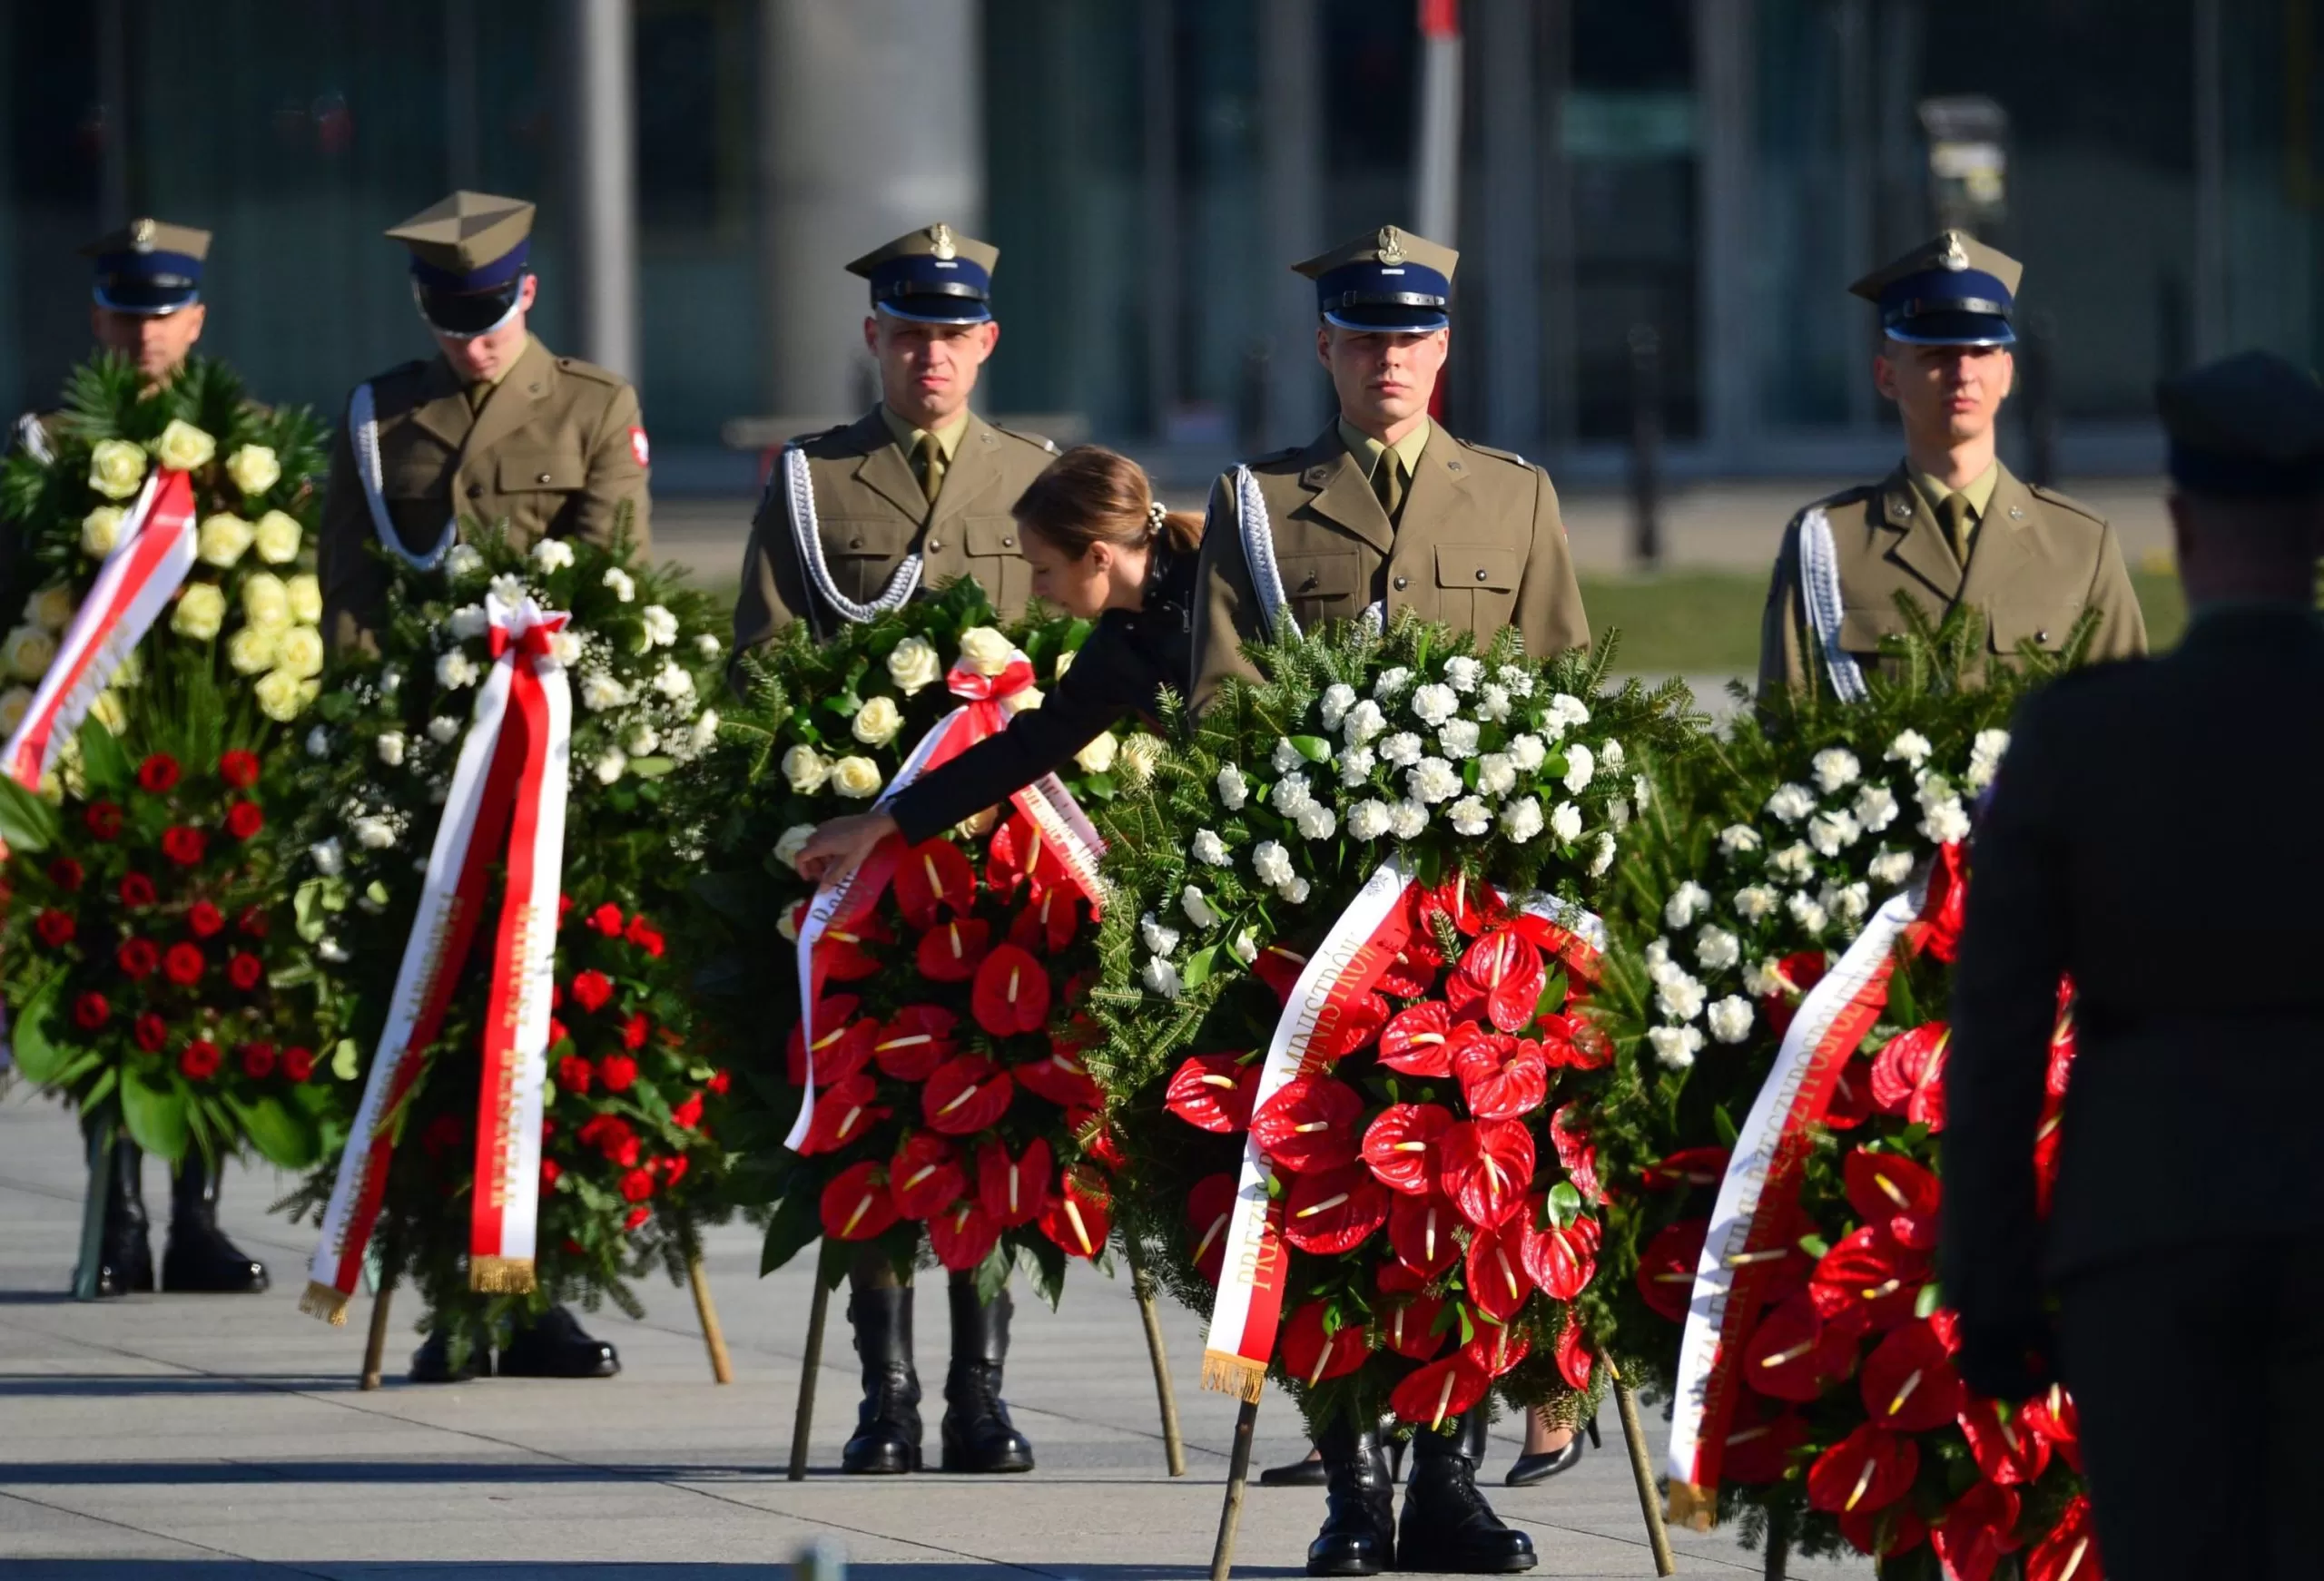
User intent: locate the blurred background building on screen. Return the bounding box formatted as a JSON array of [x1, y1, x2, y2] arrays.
[[0, 0, 2317, 496]]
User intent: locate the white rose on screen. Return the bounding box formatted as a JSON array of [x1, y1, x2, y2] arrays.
[[25, 584, 74, 634], [80, 505, 125, 557], [1406, 757, 1461, 805], [1319, 682, 1358, 730], [1550, 800, 1583, 843], [641, 604, 680, 647], [1191, 828, 1232, 866], [170, 584, 226, 641], [602, 566, 636, 603], [578, 670, 628, 711], [1295, 802, 1338, 841], [1588, 830, 1617, 876], [261, 670, 315, 722], [777, 900, 804, 943], [1509, 733, 1547, 772], [531, 537, 576, 572], [1215, 763, 1249, 809], [310, 836, 345, 876], [593, 749, 628, 784], [1500, 796, 1544, 843], [271, 625, 324, 681], [1442, 655, 1482, 692], [285, 574, 322, 625], [1734, 885, 1778, 923], [958, 625, 1014, 676], [1142, 956, 1183, 999], [1411, 682, 1459, 726], [153, 418, 216, 472], [1765, 783, 1817, 823], [1341, 699, 1387, 746], [250, 510, 302, 565], [1707, 997, 1755, 1045], [1380, 731, 1423, 767], [1140, 912, 1182, 955], [1347, 800, 1393, 840], [1648, 1025, 1704, 1070], [428, 716, 463, 745], [0, 684, 29, 734], [1181, 885, 1222, 929], [1868, 848, 1915, 887], [852, 695, 904, 747], [1562, 741, 1596, 793], [1438, 719, 1481, 760], [1118, 733, 1163, 786], [196, 514, 255, 568], [229, 448, 284, 508], [1390, 800, 1430, 840], [1920, 797, 1972, 845], [1696, 925, 1740, 972], [1718, 823, 1762, 856], [1002, 684, 1043, 715], [1060, 728, 1117, 774], [87, 437, 147, 500], [1447, 796, 1491, 837], [1664, 880, 1712, 928], [783, 744, 831, 794], [1251, 840, 1295, 889], [773, 823, 816, 872], [374, 730, 407, 767], [1856, 784, 1900, 832], [1811, 747, 1862, 794], [1807, 809, 1863, 857], [242, 573, 291, 632], [225, 625, 278, 675]]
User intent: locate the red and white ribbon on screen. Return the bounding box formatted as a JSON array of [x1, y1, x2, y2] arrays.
[[1664, 870, 1930, 1520], [301, 594, 572, 1321], [786, 645, 1108, 1151], [2, 467, 197, 789]]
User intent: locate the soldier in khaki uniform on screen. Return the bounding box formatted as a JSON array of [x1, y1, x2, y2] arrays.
[[730, 223, 1058, 663], [1189, 227, 1588, 713], [1758, 232, 2145, 700], [319, 191, 651, 653]]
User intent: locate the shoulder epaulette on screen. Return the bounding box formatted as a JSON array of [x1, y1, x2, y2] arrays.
[[552, 356, 628, 390], [989, 423, 1060, 456], [1452, 436, 1533, 469], [2027, 483, 2109, 526]]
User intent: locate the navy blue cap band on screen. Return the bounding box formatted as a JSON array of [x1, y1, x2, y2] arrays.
[[2170, 440, 2324, 498], [409, 237, 531, 292]]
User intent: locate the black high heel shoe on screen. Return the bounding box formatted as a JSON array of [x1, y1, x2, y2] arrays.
[[1502, 1414, 1599, 1487]]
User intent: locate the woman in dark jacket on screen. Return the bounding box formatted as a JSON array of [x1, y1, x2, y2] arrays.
[[795, 444, 1200, 879]]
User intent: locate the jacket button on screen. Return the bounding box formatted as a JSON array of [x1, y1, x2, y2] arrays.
[[1393, 574, 1409, 591], [850, 535, 864, 548], [467, 483, 484, 499], [537, 471, 553, 485], [1475, 568, 1489, 582], [927, 539, 941, 553], [1002, 535, 1014, 548], [2036, 629, 2050, 643], [1301, 574, 1317, 590]]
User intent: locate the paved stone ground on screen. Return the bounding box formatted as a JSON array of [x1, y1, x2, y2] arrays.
[[0, 1086, 1858, 1579]]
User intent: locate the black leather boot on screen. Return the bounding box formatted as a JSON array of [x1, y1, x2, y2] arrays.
[[1398, 1410, 1537, 1574], [1306, 1415, 1397, 1576], [939, 1276, 1034, 1473], [92, 1137, 153, 1298], [410, 1330, 488, 1382], [161, 1153, 269, 1293], [497, 1304, 621, 1378], [842, 1285, 922, 1473]]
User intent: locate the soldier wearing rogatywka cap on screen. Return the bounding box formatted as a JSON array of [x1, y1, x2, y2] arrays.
[[317, 190, 651, 654], [1188, 225, 1588, 712], [729, 221, 1059, 665], [1757, 231, 2145, 701]]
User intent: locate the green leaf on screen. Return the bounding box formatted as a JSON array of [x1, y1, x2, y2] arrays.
[[1289, 735, 1333, 763], [1020, 1232, 1069, 1309], [6, 975, 68, 1084], [627, 756, 678, 780], [1914, 1281, 1944, 1319], [226, 1093, 320, 1169], [758, 1189, 822, 1276], [1544, 1182, 1583, 1229], [1712, 1104, 1739, 1147], [974, 1242, 1012, 1307], [0, 775, 58, 852], [1180, 944, 1219, 991], [121, 1070, 190, 1162], [76, 713, 132, 790], [1796, 1232, 1830, 1259], [330, 1039, 361, 1080]]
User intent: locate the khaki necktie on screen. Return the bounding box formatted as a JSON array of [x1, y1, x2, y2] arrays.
[[1374, 450, 1409, 525], [467, 381, 494, 415], [911, 432, 947, 504], [1938, 493, 1977, 567]]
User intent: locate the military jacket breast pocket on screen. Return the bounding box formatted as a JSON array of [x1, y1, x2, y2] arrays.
[[1433, 545, 1521, 638], [1838, 604, 1914, 660], [1987, 605, 2076, 655], [963, 517, 1032, 616], [822, 516, 918, 604], [489, 449, 587, 545], [1277, 550, 1365, 628]]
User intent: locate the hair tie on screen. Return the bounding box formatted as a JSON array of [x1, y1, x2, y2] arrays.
[[1146, 498, 1167, 536]]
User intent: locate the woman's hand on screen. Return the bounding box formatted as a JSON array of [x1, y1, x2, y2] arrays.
[[793, 811, 901, 884]]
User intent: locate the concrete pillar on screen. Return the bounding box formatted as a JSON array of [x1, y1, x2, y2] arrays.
[[562, 0, 639, 381], [1539, 0, 1577, 451], [1260, 0, 1324, 447], [1475, 0, 1541, 452], [1140, 0, 1181, 435], [757, 0, 984, 418], [2192, 0, 2228, 360], [1693, 0, 1755, 467]]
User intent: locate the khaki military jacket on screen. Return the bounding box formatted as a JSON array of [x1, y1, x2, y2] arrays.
[[731, 408, 1059, 655], [1758, 461, 2146, 699], [1190, 422, 1590, 709], [319, 335, 650, 651]]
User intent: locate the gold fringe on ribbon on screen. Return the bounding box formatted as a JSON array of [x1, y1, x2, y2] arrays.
[[1201, 1349, 1267, 1403], [1665, 1479, 1718, 1533], [470, 1255, 537, 1294], [300, 1281, 351, 1326]]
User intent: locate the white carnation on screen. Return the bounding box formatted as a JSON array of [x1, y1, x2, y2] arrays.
[[1966, 728, 2012, 791], [1856, 783, 1900, 832], [1216, 763, 1251, 809], [1338, 745, 1377, 787], [1282, 875, 1312, 904], [1476, 683, 1512, 722], [549, 632, 583, 666], [1142, 956, 1183, 999], [1140, 912, 1182, 955], [1406, 756, 1461, 804], [530, 538, 576, 572], [1549, 692, 1591, 729], [1657, 972, 1708, 1023], [1707, 997, 1755, 1045], [579, 670, 629, 712], [1442, 655, 1482, 692], [1811, 747, 1862, 794], [309, 837, 344, 876], [350, 816, 397, 849], [1271, 771, 1315, 816], [1886, 730, 1933, 768], [445, 544, 484, 577], [1319, 682, 1358, 730], [1495, 663, 1535, 699], [594, 750, 628, 785], [1562, 741, 1595, 793], [695, 633, 723, 659], [1828, 881, 1870, 923], [1719, 823, 1762, 856], [1808, 809, 1863, 857], [1742, 958, 1785, 997], [1347, 799, 1393, 840], [1341, 700, 1387, 746], [1734, 885, 1779, 923], [1649, 1025, 1705, 1070], [640, 604, 680, 647], [447, 604, 489, 639], [435, 651, 481, 690], [1766, 783, 1817, 823], [1600, 739, 1626, 771], [1509, 733, 1547, 772], [1447, 796, 1491, 837], [1251, 840, 1295, 889], [1770, 841, 1815, 879], [1587, 831, 1616, 876], [1696, 925, 1740, 972], [1786, 890, 1828, 933], [1389, 800, 1429, 840], [1664, 881, 1713, 928], [1550, 800, 1583, 843], [1476, 752, 1517, 796], [1272, 736, 1304, 772], [1438, 719, 1481, 760], [375, 731, 406, 767], [1372, 666, 1413, 699], [602, 566, 636, 603], [1920, 797, 1972, 844], [1181, 885, 1222, 929], [1379, 731, 1423, 766], [1192, 828, 1232, 867], [653, 661, 694, 701], [1494, 795, 1542, 843], [1868, 848, 1915, 887], [1411, 682, 1459, 726], [1295, 802, 1338, 841]]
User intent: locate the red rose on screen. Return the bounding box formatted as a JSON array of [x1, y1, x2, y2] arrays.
[[226, 801, 263, 840], [554, 1056, 593, 1095], [218, 750, 261, 789], [137, 753, 181, 794], [240, 1042, 278, 1079], [85, 802, 123, 840], [73, 992, 109, 1030], [620, 1167, 655, 1203], [282, 1046, 315, 1081], [569, 969, 614, 1014], [598, 1055, 637, 1093], [133, 1014, 168, 1052], [547, 1016, 570, 1049], [540, 1158, 562, 1189], [621, 1011, 649, 1050], [589, 902, 624, 937], [180, 1038, 222, 1079], [625, 915, 665, 957], [236, 905, 269, 938], [117, 938, 160, 978], [661, 1155, 691, 1189], [706, 1069, 731, 1095], [119, 872, 156, 908], [35, 908, 75, 947], [670, 1092, 704, 1129], [46, 858, 83, 890], [188, 900, 225, 938], [227, 952, 263, 989], [163, 943, 206, 986], [624, 1205, 649, 1231], [161, 826, 206, 866]]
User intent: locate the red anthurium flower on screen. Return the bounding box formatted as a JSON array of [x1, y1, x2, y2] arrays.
[[895, 837, 978, 931], [1281, 1301, 1369, 1387], [2047, 1005, 2079, 1098], [1067, 1105, 1128, 1172], [1859, 1318, 1963, 1432], [1637, 1219, 1709, 1322], [1452, 1031, 1550, 1121], [1554, 1319, 1595, 1390], [984, 810, 1068, 902], [930, 1198, 1001, 1271], [1719, 1394, 1809, 1486], [1840, 1501, 1928, 1560], [1811, 1223, 1931, 1330], [2021, 1383, 2083, 1473], [1250, 1075, 1365, 1173], [1465, 1220, 1534, 1322], [977, 1136, 1052, 1227], [970, 942, 1050, 1036], [1378, 1001, 1456, 1076], [1761, 949, 1828, 1038], [872, 1004, 960, 1081], [2034, 1100, 2066, 1215], [923, 1056, 1014, 1134], [816, 910, 892, 980], [917, 917, 992, 983], [1826, 1058, 1876, 1129], [1548, 1103, 1604, 1203], [1361, 1103, 1454, 1195], [1187, 1173, 1239, 1284], [2024, 1495, 2101, 1581], [1457, 927, 1548, 1033], [1375, 928, 1444, 998], [1957, 1395, 2053, 1485], [799, 1074, 886, 1155], [1845, 1149, 1943, 1250], [1743, 1291, 1850, 1401], [1463, 1321, 1531, 1380], [1310, 990, 1390, 1062], [1805, 1423, 1917, 1515], [787, 997, 872, 1085], [1389, 1191, 1462, 1278], [1040, 1164, 1112, 1260], [1165, 1052, 1257, 1134], [1438, 1118, 1534, 1229], [1390, 1354, 1490, 1429], [1015, 1041, 1103, 1109], [1251, 943, 1306, 1005], [1521, 1214, 1600, 1301], [821, 1161, 901, 1241], [1534, 1011, 1611, 1071], [1931, 1481, 2024, 1581], [1006, 886, 1084, 957], [1642, 1146, 1732, 1192], [1418, 874, 1496, 938], [1379, 1294, 1448, 1360], [1870, 1022, 1949, 1130], [890, 1133, 967, 1219], [1283, 1164, 1390, 1254]]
